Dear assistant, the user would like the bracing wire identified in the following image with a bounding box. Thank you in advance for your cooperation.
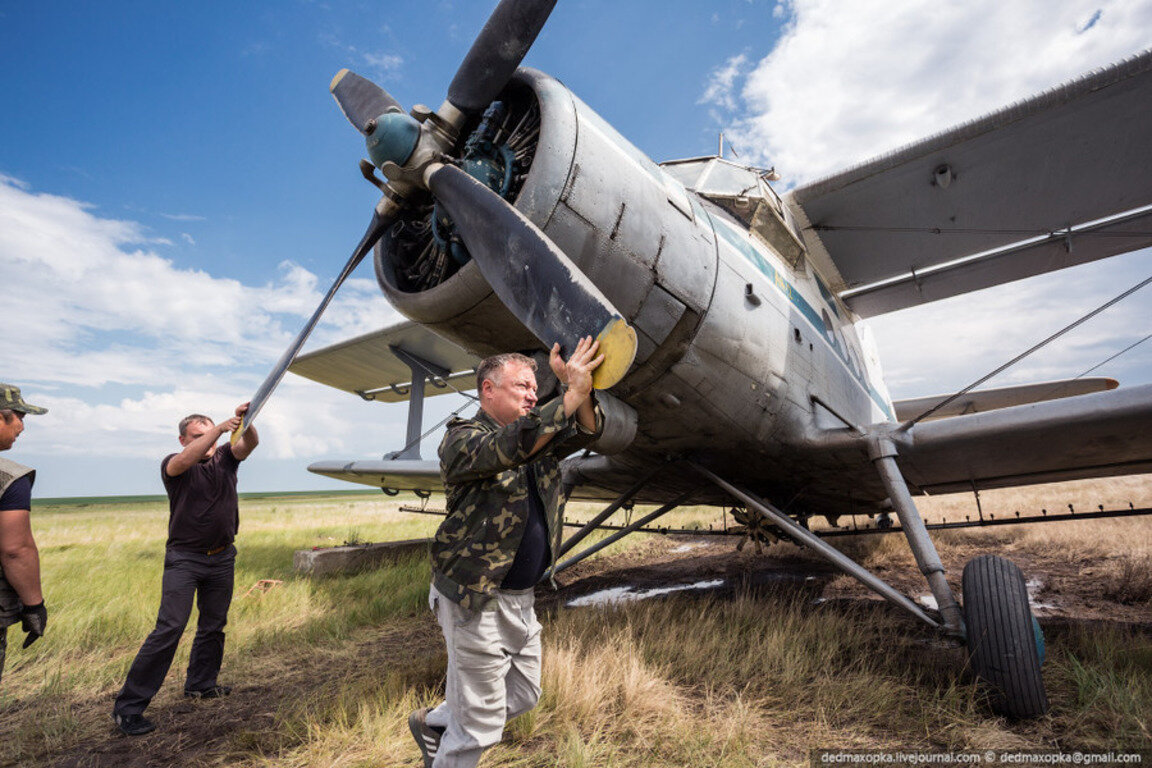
[900,273,1152,430]
[382,355,480,459]
[1073,332,1152,380]
[388,397,473,459]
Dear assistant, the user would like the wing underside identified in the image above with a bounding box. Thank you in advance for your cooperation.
[786,48,1152,318]
[308,459,444,490]
[289,321,480,402]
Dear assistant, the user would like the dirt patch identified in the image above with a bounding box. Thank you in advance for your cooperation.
[38,619,443,768]
[545,532,1152,628]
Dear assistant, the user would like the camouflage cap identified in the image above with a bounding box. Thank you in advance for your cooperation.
[0,383,48,415]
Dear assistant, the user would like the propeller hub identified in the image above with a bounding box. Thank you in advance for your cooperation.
[366,112,422,169]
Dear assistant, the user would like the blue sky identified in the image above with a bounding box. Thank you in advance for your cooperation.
[2,0,1150,497]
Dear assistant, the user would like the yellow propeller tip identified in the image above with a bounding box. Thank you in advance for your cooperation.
[330,69,350,93]
[591,318,638,390]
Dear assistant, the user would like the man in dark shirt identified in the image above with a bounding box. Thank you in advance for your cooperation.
[0,382,49,686]
[112,403,258,736]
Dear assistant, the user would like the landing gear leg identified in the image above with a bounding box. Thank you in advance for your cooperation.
[868,437,964,637]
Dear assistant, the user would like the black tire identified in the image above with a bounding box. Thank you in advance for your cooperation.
[962,555,1049,718]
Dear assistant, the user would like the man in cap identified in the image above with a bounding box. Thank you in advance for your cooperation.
[410,338,603,768]
[0,383,49,685]
[111,403,258,736]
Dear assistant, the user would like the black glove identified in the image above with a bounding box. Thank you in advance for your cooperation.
[19,601,47,649]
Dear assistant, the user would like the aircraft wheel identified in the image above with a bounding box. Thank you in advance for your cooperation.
[962,554,1049,718]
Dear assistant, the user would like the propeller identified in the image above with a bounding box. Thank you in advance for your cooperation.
[236,0,635,440]
[330,69,403,133]
[447,0,558,115]
[425,163,636,389]
[231,203,396,443]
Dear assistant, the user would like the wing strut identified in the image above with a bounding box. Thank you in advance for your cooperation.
[384,346,453,461]
[557,463,672,558]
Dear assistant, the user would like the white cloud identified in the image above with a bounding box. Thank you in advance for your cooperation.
[712,0,1152,184]
[700,0,1152,399]
[363,52,403,72]
[319,30,404,79]
[699,53,749,112]
[0,175,404,478]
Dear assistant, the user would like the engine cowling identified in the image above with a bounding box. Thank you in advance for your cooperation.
[374,69,719,391]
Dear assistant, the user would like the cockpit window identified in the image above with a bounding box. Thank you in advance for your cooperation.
[660,160,708,188]
[660,156,806,267]
[696,161,762,197]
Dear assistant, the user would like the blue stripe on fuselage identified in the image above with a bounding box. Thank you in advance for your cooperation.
[710,214,894,421]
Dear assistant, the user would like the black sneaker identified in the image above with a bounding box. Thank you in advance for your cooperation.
[184,685,232,699]
[112,712,156,736]
[408,707,445,768]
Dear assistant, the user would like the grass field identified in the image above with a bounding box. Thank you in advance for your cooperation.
[0,477,1150,767]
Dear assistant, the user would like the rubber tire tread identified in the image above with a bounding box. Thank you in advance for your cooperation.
[962,554,1049,718]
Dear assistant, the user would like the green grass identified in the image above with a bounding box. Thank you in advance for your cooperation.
[33,488,382,508]
[3,495,440,704]
[1,491,1150,767]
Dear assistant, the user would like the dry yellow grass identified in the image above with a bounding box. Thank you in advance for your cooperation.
[2,476,1150,767]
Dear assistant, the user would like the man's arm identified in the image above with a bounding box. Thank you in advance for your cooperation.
[440,401,570,484]
[0,506,42,605]
[440,339,603,483]
[165,414,243,477]
[231,402,259,461]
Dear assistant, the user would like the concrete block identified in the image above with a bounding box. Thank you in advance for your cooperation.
[294,538,430,576]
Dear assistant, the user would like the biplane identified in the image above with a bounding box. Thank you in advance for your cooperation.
[235,0,1152,718]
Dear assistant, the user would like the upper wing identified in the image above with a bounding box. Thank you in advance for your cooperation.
[786,49,1152,318]
[288,321,479,403]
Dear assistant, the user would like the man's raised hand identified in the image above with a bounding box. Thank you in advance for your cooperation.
[218,415,242,434]
[564,336,604,398]
[549,343,569,387]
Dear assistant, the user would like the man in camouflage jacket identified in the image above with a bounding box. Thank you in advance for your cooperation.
[410,338,603,768]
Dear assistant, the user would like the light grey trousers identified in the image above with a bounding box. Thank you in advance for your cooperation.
[425,584,543,768]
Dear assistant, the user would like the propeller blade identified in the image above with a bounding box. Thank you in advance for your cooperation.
[330,69,403,134]
[425,163,636,389]
[447,0,557,114]
[232,204,396,443]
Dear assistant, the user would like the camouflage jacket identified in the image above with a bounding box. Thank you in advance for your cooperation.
[433,394,603,610]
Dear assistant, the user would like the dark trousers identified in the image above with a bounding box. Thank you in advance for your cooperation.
[113,546,236,715]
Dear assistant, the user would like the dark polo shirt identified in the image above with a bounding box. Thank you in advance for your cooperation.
[499,463,549,590]
[161,443,240,553]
